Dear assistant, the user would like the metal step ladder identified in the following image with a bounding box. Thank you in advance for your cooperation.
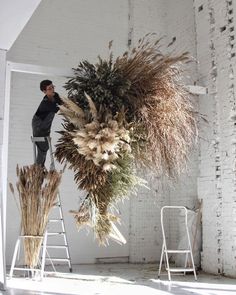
[31,136,72,273]
[158,206,197,281]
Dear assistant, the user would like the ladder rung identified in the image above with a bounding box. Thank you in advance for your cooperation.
[165,250,191,253]
[31,136,47,142]
[13,267,40,272]
[47,232,65,236]
[45,258,70,262]
[49,219,63,222]
[167,268,195,272]
[46,245,68,249]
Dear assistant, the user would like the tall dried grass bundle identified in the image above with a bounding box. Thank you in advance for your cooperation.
[114,34,197,176]
[10,164,61,268]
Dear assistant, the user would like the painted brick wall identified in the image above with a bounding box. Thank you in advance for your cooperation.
[0,50,6,188]
[0,49,6,288]
[194,0,236,277]
[128,0,199,262]
[164,0,199,254]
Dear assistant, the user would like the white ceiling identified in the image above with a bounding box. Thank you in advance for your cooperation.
[0,0,41,50]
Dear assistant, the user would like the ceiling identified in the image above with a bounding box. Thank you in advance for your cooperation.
[0,0,41,50]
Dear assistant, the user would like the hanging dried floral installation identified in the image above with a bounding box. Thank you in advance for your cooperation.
[55,34,198,244]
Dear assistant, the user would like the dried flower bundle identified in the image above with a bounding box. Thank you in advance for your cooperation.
[55,95,144,243]
[10,164,61,268]
[56,34,197,243]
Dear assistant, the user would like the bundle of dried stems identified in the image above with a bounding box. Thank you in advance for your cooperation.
[114,35,197,176]
[10,164,61,268]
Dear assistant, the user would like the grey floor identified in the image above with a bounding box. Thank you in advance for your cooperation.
[1,263,236,295]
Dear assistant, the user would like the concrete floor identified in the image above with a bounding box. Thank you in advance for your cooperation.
[1,263,236,295]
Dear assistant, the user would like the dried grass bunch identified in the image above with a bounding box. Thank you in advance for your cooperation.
[113,35,197,176]
[55,95,144,243]
[10,164,61,268]
[56,34,197,243]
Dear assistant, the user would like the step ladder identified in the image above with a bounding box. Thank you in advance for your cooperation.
[31,136,72,274]
[158,206,197,281]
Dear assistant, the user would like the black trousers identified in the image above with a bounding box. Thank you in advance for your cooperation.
[32,113,55,166]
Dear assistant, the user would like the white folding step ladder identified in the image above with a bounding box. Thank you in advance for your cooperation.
[158,206,197,281]
[31,136,72,274]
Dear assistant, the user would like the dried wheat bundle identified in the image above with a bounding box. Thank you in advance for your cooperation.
[10,164,61,268]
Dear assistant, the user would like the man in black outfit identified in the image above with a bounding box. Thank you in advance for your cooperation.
[32,80,62,166]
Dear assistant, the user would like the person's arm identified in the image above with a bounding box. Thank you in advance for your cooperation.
[54,92,62,113]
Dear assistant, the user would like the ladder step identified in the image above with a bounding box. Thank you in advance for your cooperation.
[49,219,63,222]
[47,232,65,236]
[13,267,41,272]
[31,136,47,142]
[45,258,70,262]
[167,268,194,272]
[165,250,191,253]
[46,245,68,249]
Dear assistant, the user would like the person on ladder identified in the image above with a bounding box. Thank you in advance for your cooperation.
[32,80,62,167]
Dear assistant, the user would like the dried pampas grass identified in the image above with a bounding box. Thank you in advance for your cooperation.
[55,95,145,244]
[10,164,61,268]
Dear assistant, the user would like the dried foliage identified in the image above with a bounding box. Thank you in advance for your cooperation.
[56,34,198,243]
[64,57,132,116]
[55,96,144,244]
[9,164,61,268]
[113,35,197,175]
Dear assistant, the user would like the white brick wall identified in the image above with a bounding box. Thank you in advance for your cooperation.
[195,0,236,277]
[0,49,6,187]
[0,48,7,289]
[164,0,199,254]
[125,0,199,262]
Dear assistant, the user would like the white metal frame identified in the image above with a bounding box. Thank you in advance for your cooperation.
[9,234,45,280]
[158,206,197,281]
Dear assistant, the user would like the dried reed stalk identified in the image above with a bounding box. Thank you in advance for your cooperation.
[10,164,61,268]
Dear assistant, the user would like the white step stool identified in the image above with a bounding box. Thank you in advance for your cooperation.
[158,206,197,281]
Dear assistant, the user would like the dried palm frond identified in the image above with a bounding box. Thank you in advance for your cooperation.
[10,164,61,268]
[64,58,131,115]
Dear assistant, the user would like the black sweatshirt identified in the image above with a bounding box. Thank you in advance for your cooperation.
[32,92,62,136]
[35,92,62,120]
